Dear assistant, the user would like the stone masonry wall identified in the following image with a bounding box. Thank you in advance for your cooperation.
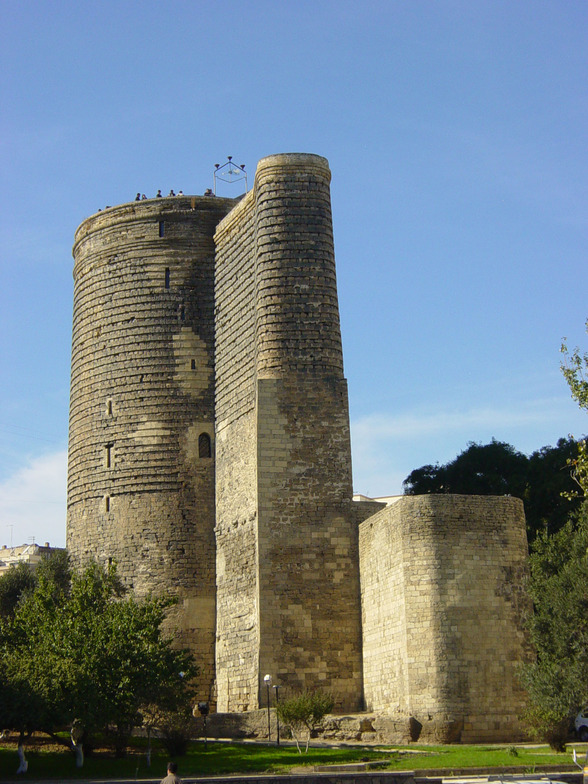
[68,195,236,699]
[359,495,531,742]
[214,192,259,711]
[214,154,362,711]
[256,376,362,709]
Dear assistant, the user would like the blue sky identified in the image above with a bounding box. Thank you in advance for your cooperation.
[1,0,586,548]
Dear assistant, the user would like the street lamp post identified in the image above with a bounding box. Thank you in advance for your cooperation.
[273,684,280,746]
[263,674,272,741]
[197,702,209,751]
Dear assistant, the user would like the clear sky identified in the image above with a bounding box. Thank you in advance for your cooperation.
[1,0,586,549]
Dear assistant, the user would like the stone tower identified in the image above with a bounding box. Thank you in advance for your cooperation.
[359,495,530,742]
[67,154,531,740]
[67,194,236,697]
[214,154,362,712]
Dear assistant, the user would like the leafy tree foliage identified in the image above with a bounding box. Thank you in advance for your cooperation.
[521,502,588,750]
[35,548,72,596]
[520,322,588,749]
[275,690,334,753]
[0,562,36,618]
[0,560,197,764]
[561,321,588,495]
[403,437,582,542]
[525,439,583,535]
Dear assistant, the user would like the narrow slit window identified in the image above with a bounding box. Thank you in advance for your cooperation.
[107,399,113,417]
[105,443,113,469]
[159,221,165,237]
[198,432,212,459]
[165,267,170,289]
[105,496,110,512]
[191,359,196,370]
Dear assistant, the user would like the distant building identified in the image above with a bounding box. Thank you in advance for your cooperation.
[0,542,64,575]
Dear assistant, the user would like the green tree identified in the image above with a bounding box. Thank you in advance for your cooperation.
[0,562,36,618]
[520,322,588,750]
[403,439,529,497]
[35,548,71,596]
[561,320,588,495]
[275,691,334,753]
[521,502,588,750]
[525,438,583,537]
[403,437,581,542]
[0,561,198,766]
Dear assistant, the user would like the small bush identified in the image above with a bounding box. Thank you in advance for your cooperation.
[276,690,334,753]
[522,705,571,752]
[158,710,196,757]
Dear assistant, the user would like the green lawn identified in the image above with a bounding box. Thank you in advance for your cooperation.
[0,737,583,781]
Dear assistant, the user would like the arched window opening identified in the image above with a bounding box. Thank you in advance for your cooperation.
[198,432,212,459]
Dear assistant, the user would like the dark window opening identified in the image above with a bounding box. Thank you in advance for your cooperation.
[107,399,113,417]
[198,432,212,459]
[191,359,196,370]
[180,306,185,321]
[105,443,113,469]
[105,496,110,512]
[165,267,170,289]
[159,221,165,238]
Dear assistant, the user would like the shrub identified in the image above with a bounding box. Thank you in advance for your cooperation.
[275,690,334,753]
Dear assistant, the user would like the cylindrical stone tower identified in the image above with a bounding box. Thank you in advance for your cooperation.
[254,153,345,378]
[67,194,236,699]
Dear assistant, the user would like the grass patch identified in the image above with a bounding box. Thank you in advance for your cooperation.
[379,744,577,771]
[0,737,582,780]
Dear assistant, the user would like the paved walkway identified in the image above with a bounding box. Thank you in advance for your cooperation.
[0,772,582,784]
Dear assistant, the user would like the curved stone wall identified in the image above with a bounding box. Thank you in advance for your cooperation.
[359,494,531,742]
[254,153,344,378]
[68,195,236,698]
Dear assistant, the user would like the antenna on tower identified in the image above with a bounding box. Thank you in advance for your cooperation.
[213,156,248,196]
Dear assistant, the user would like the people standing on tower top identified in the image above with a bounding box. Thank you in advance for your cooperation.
[156,189,162,198]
